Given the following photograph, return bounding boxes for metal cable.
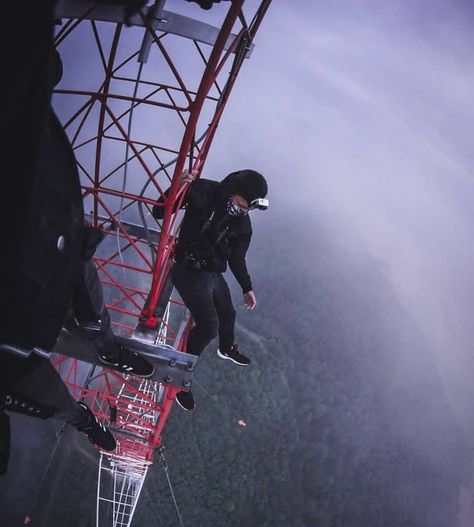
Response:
[116,61,145,266]
[158,446,186,527]
[192,375,239,425]
[136,26,251,257]
[26,423,68,523]
[115,1,163,264]
[137,128,210,264]
[192,376,217,402]
[136,18,253,263]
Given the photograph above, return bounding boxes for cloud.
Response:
[206,0,474,439]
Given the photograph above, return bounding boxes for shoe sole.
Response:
[98,357,155,378]
[216,349,250,366]
[175,396,195,412]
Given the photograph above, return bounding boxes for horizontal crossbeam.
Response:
[84,213,160,244]
[54,0,254,57]
[54,330,197,389]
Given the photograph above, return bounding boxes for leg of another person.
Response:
[6,354,116,451]
[73,260,154,377]
[9,354,85,426]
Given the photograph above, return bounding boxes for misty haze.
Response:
[2,1,474,526]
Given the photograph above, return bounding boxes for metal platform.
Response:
[55,330,197,389]
[84,213,161,245]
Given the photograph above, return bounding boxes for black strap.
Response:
[186,206,231,259]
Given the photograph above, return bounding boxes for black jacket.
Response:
[1,1,84,351]
[153,179,253,293]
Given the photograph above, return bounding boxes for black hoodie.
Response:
[153,178,254,293]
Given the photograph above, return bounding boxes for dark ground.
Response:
[0,215,471,527]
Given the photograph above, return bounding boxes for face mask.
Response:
[226,197,247,217]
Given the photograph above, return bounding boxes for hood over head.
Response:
[219,169,268,203]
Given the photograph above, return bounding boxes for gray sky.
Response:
[195,0,474,443]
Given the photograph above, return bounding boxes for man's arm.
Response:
[228,233,257,310]
[152,170,197,219]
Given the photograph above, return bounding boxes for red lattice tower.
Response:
[50,1,271,525]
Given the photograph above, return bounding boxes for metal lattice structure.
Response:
[50,1,272,525]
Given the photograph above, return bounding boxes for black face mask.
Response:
[226,197,247,217]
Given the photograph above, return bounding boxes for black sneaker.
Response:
[76,402,116,451]
[175,390,195,411]
[217,344,250,366]
[99,344,154,378]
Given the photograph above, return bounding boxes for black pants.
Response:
[172,265,236,357]
[1,257,113,431]
[4,257,114,421]
[70,259,120,359]
[2,354,84,427]
[0,257,107,429]
[0,353,85,474]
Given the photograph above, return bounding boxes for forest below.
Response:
[0,211,471,527]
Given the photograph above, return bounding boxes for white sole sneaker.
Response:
[175,393,195,411]
[216,349,250,366]
[98,353,155,378]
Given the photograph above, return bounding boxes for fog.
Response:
[2,1,474,526]
[210,0,474,439]
[207,0,474,522]
[49,0,474,522]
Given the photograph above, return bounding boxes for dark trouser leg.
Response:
[70,259,153,377]
[73,260,104,323]
[213,274,236,353]
[1,353,87,474]
[2,353,117,456]
[7,354,85,427]
[172,266,219,357]
[73,260,120,358]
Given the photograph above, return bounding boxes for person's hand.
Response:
[243,290,257,310]
[179,169,198,189]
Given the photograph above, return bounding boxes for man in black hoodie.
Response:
[153,169,268,411]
